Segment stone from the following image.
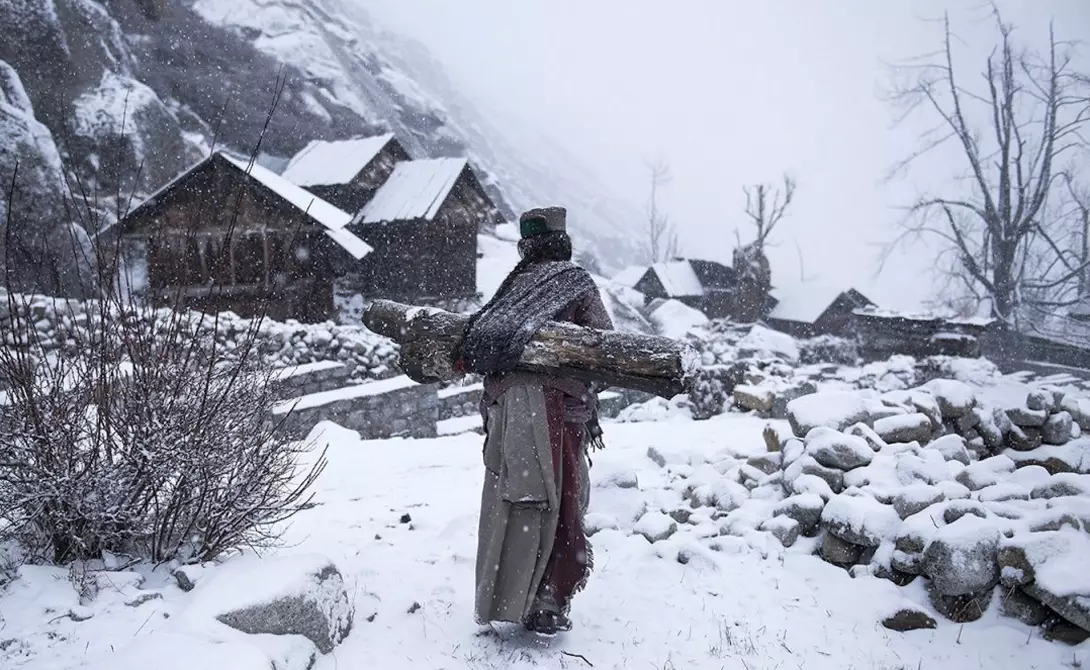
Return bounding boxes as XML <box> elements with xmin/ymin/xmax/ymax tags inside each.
<box><xmin>891</xmin><ymin>549</ymin><xmax>923</xmax><ymax>575</ymax></box>
<box><xmin>973</xmin><ymin>408</ymin><xmax>1005</xmax><ymax>451</ymax></box>
<box><xmin>845</xmin><ymin>422</ymin><xmax>887</xmax><ymax>452</ymax></box>
<box><xmin>733</xmin><ymin>385</ymin><xmax>774</xmax><ymax>413</ymax></box>
<box><xmin>784</xmin><ymin>455</ymin><xmax>845</xmax><ymax>494</ymax></box>
<box><xmin>668</xmin><ymin>508</ymin><xmax>693</xmax><ymax>525</ymax></box>
<box><xmin>804</xmin><ymin>427</ymin><xmax>874</xmax><ymax>471</ymax></box>
<box><xmin>126</xmin><ymin>593</ymin><xmax>164</xmax><ymax>608</ymax></box>
<box><xmin>773</xmin><ymin>494</ymin><xmax>825</xmax><ymax>536</ymax></box>
<box><xmin>1042</xmin><ymin>618</ymin><xmax>1090</xmax><ymax>645</ymax></box>
<box><xmin>943</xmin><ymin>500</ymin><xmax>988</xmax><ymax>524</ymax></box>
<box><xmin>1060</xmin><ymin>395</ymin><xmax>1090</xmax><ymax>432</ymax></box>
<box><xmin>955</xmin><ymin>410</ymin><xmax>980</xmax><ymax>433</ymax></box>
<box><xmin>1025</xmin><ymin>581</ymin><xmax>1090</xmax><ymax>636</ymax></box>
<box><xmin>786</xmin><ymin>391</ymin><xmax>873</xmax><ymax>437</ymax></box>
<box><xmin>1007</xmin><ymin>425</ymin><xmax>1044</xmax><ymax>451</ymax></box>
<box><xmin>1007</xmin><ymin>406</ymin><xmax>1048</xmax><ymax>428</ymax></box>
<box><xmin>173</xmin><ymin>565</ymin><xmax>205</xmax><ymax>593</ymax></box>
<box><xmin>1026</xmin><ymin>390</ymin><xmax>1052</xmax><ymax>412</ymax></box>
<box><xmin>746</xmin><ymin>452</ymin><xmax>782</xmax><ymax>476</ymax></box>
<box><xmin>821</xmin><ymin>494</ymin><xmax>901</xmax><ymax>548</ymax></box>
<box><xmin>924</xmin><ymin>379</ymin><xmax>976</xmax><ymax>418</ymax></box>
<box><xmin>925</xmin><ymin>434</ymin><xmax>971</xmax><ymax>465</ymax></box>
<box><xmin>781</xmin><ymin>438</ymin><xmax>805</xmax><ymax>468</ymax></box>
<box><xmin>921</xmin><ymin>516</ymin><xmax>1001</xmax><ymax>596</ymax></box>
<box><xmin>893</xmin><ymin>484</ymin><xmax>945</xmax><ymax>520</ymax></box>
<box><xmin>1042</xmin><ymin>411</ymin><xmax>1074</xmax><ymax>445</ymax></box>
<box><xmin>634</xmin><ymin>512</ymin><xmax>678</xmax><ymax>543</ymax></box>
<box><xmin>873</xmin><ymin>413</ymin><xmax>933</xmax><ymax>445</ymax></box>
<box><xmin>956</xmin><ymin>455</ymin><xmax>1016</xmax><ymax>491</ymax></box>
<box><xmin>999</xmin><ymin>587</ymin><xmax>1051</xmax><ymax>626</ymax></box>
<box><xmin>881</xmin><ymin>607</ymin><xmax>938</xmax><ymax>632</ymax></box>
<box><xmin>927</xmin><ymin>584</ymin><xmax>994</xmax><ymax>623</ymax></box>
<box><xmin>1028</xmin><ymin>510</ymin><xmax>1082</xmax><ymax>533</ymax></box>
<box><xmin>819</xmin><ymin>532</ymin><xmax>863</xmax><ymax>565</ymax></box>
<box><xmin>1031</xmin><ymin>473</ymin><xmax>1090</xmax><ymax>499</ymax></box>
<box><xmin>193</xmin><ymin>555</ymin><xmax>354</xmax><ymax>654</ymax></box>
<box><xmin>760</xmin><ymin>516</ymin><xmax>800</xmax><ymax>548</ymax></box>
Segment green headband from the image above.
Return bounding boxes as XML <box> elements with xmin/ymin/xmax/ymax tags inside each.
<box><xmin>520</xmin><ymin>216</ymin><xmax>549</xmax><ymax>238</ymax></box>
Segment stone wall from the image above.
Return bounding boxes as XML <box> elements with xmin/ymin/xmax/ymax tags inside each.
<box><xmin>272</xmin><ymin>361</ymin><xmax>353</xmax><ymax>398</ymax></box>
<box><xmin>274</xmin><ymin>376</ymin><xmax>438</xmax><ymax>441</ymax></box>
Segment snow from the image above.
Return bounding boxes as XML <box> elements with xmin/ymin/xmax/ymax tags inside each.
<box><xmin>71</xmin><ymin>72</ymin><xmax>162</xmax><ymax>163</ymax></box>
<box><xmin>736</xmin><ymin>324</ymin><xmax>800</xmax><ymax>361</ymax></box>
<box><xmin>0</xmin><ymin>411</ymin><xmax>1083</xmax><ymax>669</ymax></box>
<box><xmin>649</xmin><ymin>260</ymin><xmax>704</xmax><ymax>297</ymax></box>
<box><xmin>612</xmin><ymin>264</ymin><xmax>649</xmax><ymax>288</ymax></box>
<box><xmin>354</xmin><ymin>158</ymin><xmax>468</xmax><ymax>224</ymax></box>
<box><xmin>786</xmin><ymin>390</ymin><xmax>874</xmax><ymax>433</ymax></box>
<box><xmin>281</xmin><ymin>134</ymin><xmax>395</xmax><ymax>187</ymax></box>
<box><xmin>273</xmin><ymin>360</ymin><xmax>344</xmax><ymax>381</ymax></box>
<box><xmin>647</xmin><ymin>299</ymin><xmax>708</xmax><ymax>338</ymax></box>
<box><xmin>438</xmin><ymin>415</ymin><xmax>482</xmax><ymax>436</ymax></box>
<box><xmin>821</xmin><ymin>494</ymin><xmax>903</xmax><ymax>545</ymax></box>
<box><xmin>272</xmin><ymin>375</ymin><xmax>417</xmax><ymax>414</ymax></box>
<box><xmin>768</xmin><ymin>282</ymin><xmax>851</xmax><ymax>324</ymax></box>
<box><xmin>437</xmin><ymin>382</ymin><xmax>483</xmax><ymax>400</ymax></box>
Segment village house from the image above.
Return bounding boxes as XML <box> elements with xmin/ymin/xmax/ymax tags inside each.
<box><xmin>280</xmin><ymin>133</ymin><xmax>411</xmax><ymax>213</ymax></box>
<box><xmin>765</xmin><ymin>284</ymin><xmax>875</xmax><ymax>338</ymax></box>
<box><xmin>613</xmin><ymin>259</ymin><xmax>739</xmax><ymax>319</ymax></box>
<box><xmin>344</xmin><ymin>157</ymin><xmax>498</xmax><ymax>303</ymax></box>
<box><xmin>120</xmin><ymin>151</ymin><xmax>371</xmax><ymax>322</ymax></box>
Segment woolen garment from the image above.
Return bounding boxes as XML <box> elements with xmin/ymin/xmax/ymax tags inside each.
<box><xmin>474</xmin><ymin>385</ymin><xmax>591</xmax><ymax>624</ymax></box>
<box><xmin>456</xmin><ymin>260</ymin><xmax>598</xmax><ymax>375</ymax></box>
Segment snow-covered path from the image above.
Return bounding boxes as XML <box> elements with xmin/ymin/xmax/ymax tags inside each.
<box><xmin>287</xmin><ymin>417</ymin><xmax>1073</xmax><ymax>670</ymax></box>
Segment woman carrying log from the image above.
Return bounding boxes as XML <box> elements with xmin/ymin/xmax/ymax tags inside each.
<box><xmin>453</xmin><ymin>206</ymin><xmax>613</xmax><ymax>636</ymax></box>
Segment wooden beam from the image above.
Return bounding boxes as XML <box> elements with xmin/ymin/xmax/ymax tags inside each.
<box><xmin>363</xmin><ymin>299</ymin><xmax>699</xmax><ymax>399</ymax></box>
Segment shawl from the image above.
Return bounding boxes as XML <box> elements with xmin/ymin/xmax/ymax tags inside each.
<box><xmin>457</xmin><ymin>261</ymin><xmax>596</xmax><ymax>375</ymax></box>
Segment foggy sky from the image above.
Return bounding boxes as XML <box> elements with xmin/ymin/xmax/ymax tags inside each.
<box><xmin>363</xmin><ymin>0</ymin><xmax>1090</xmax><ymax>312</ymax></box>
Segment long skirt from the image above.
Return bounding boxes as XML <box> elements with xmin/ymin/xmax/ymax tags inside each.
<box><xmin>474</xmin><ymin>385</ymin><xmax>591</xmax><ymax>624</ymax></box>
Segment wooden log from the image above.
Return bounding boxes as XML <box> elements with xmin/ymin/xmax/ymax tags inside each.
<box><xmin>363</xmin><ymin>299</ymin><xmax>699</xmax><ymax>399</ymax></box>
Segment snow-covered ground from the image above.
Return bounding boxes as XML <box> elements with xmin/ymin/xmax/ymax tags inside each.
<box><xmin>2</xmin><ymin>412</ymin><xmax>1080</xmax><ymax>669</ymax></box>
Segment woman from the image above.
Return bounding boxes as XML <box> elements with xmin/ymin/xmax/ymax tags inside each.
<box><xmin>454</xmin><ymin>206</ymin><xmax>613</xmax><ymax>635</ymax></box>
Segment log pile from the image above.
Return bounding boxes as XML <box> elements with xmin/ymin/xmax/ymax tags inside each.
<box><xmin>363</xmin><ymin>300</ymin><xmax>699</xmax><ymax>399</ymax></box>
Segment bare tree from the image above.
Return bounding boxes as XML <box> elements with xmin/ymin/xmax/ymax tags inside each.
<box><xmin>740</xmin><ymin>174</ymin><xmax>796</xmax><ymax>251</ymax></box>
<box><xmin>644</xmin><ymin>160</ymin><xmax>679</xmax><ymax>264</ymax></box>
<box><xmin>1060</xmin><ymin>171</ymin><xmax>1090</xmax><ymax>299</ymax></box>
<box><xmin>883</xmin><ymin>8</ymin><xmax>1089</xmax><ymax>325</ymax></box>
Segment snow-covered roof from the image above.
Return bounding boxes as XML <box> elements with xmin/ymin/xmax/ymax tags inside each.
<box><xmin>353</xmin><ymin>158</ymin><xmax>468</xmax><ymax>225</ymax></box>
<box><xmin>613</xmin><ymin>265</ymin><xmax>650</xmax><ymax>288</ymax></box>
<box><xmin>281</xmin><ymin>134</ymin><xmax>395</xmax><ymax>187</ymax></box>
<box><xmin>219</xmin><ymin>154</ymin><xmax>372</xmax><ymax>260</ymax></box>
<box><xmin>769</xmin><ymin>283</ymin><xmax>856</xmax><ymax>324</ymax></box>
<box><xmin>651</xmin><ymin>261</ymin><xmax>705</xmax><ymax>297</ymax></box>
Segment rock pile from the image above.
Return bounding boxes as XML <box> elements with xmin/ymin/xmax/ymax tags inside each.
<box><xmin>0</xmin><ymin>292</ymin><xmax>399</xmax><ymax>381</ymax></box>
<box><xmin>770</xmin><ymin>381</ymin><xmax>1090</xmax><ymax>641</ymax></box>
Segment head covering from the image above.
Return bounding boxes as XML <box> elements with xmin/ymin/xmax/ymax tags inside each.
<box><xmin>519</xmin><ymin>206</ymin><xmax>566</xmax><ymax>238</ymax></box>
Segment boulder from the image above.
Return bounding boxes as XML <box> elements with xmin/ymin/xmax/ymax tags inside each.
<box><xmin>1030</xmin><ymin>473</ymin><xmax>1090</xmax><ymax>500</ymax></box>
<box><xmin>845</xmin><ymin>422</ymin><xmax>887</xmax><ymax>452</ymax></box>
<box><xmin>804</xmin><ymin>427</ymin><xmax>874</xmax><ymax>471</ymax></box>
<box><xmin>921</xmin><ymin>515</ymin><xmax>1001</xmax><ymax>596</ymax></box>
<box><xmin>881</xmin><ymin>607</ymin><xmax>938</xmax><ymax>632</ymax></box>
<box><xmin>1043</xmin><ymin>618</ymin><xmax>1090</xmax><ymax>645</ymax></box>
<box><xmin>955</xmin><ymin>455</ymin><xmax>1016</xmax><ymax>491</ymax></box>
<box><xmin>773</xmin><ymin>494</ymin><xmax>825</xmax><ymax>536</ymax></box>
<box><xmin>893</xmin><ymin>484</ymin><xmax>945</xmax><ymax>520</ymax></box>
<box><xmin>746</xmin><ymin>452</ymin><xmax>782</xmax><ymax>476</ymax></box>
<box><xmin>634</xmin><ymin>512</ymin><xmax>678</xmax><ymax>543</ymax></box>
<box><xmin>873</xmin><ymin>413</ymin><xmax>933</xmax><ymax>445</ymax></box>
<box><xmin>999</xmin><ymin>588</ymin><xmax>1051</xmax><ymax>626</ymax></box>
<box><xmin>786</xmin><ymin>392</ymin><xmax>874</xmax><ymax>437</ymax></box>
<box><xmin>1042</xmin><ymin>412</ymin><xmax>1074</xmax><ymax>445</ymax></box>
<box><xmin>760</xmin><ymin>516</ymin><xmax>800</xmax><ymax>548</ymax></box>
<box><xmin>973</xmin><ymin>407</ymin><xmax>1005</xmax><ymax>451</ymax></box>
<box><xmin>1026</xmin><ymin>390</ymin><xmax>1053</xmax><ymax>412</ymax></box>
<box><xmin>925</xmin><ymin>434</ymin><xmax>971</xmax><ymax>465</ymax></box>
<box><xmin>1060</xmin><ymin>395</ymin><xmax>1090</xmax><ymax>432</ymax></box>
<box><xmin>733</xmin><ymin>385</ymin><xmax>774</xmax><ymax>413</ymax></box>
<box><xmin>1007</xmin><ymin>425</ymin><xmax>1044</xmax><ymax>452</ymax></box>
<box><xmin>923</xmin><ymin>379</ymin><xmax>976</xmax><ymax>418</ymax></box>
<box><xmin>784</xmin><ymin>455</ymin><xmax>845</xmax><ymax>494</ymax></box>
<box><xmin>183</xmin><ymin>554</ymin><xmax>353</xmax><ymax>655</ymax></box>
<box><xmin>819</xmin><ymin>532</ymin><xmax>863</xmax><ymax>565</ymax></box>
<box><xmin>821</xmin><ymin>494</ymin><xmax>901</xmax><ymax>548</ymax></box>
<box><xmin>927</xmin><ymin>585</ymin><xmax>994</xmax><ymax>623</ymax></box>
<box><xmin>942</xmin><ymin>500</ymin><xmax>988</xmax><ymax>524</ymax></box>
<box><xmin>1007</xmin><ymin>406</ymin><xmax>1048</xmax><ymax>429</ymax></box>
<box><xmin>788</xmin><ymin>474</ymin><xmax>836</xmax><ymax>502</ymax></box>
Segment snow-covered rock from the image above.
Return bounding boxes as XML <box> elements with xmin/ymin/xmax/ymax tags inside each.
<box><xmin>893</xmin><ymin>484</ymin><xmax>945</xmax><ymax>520</ymax></box>
<box><xmin>804</xmin><ymin>427</ymin><xmax>874</xmax><ymax>471</ymax></box>
<box><xmin>999</xmin><ymin>530</ymin><xmax>1090</xmax><ymax>632</ymax></box>
<box><xmin>873</xmin><ymin>413</ymin><xmax>932</xmax><ymax>445</ymax></box>
<box><xmin>821</xmin><ymin>494</ymin><xmax>901</xmax><ymax>548</ymax></box>
<box><xmin>634</xmin><ymin>512</ymin><xmax>678</xmax><ymax>543</ymax></box>
<box><xmin>923</xmin><ymin>379</ymin><xmax>976</xmax><ymax>418</ymax></box>
<box><xmin>647</xmin><ymin>299</ymin><xmax>708</xmax><ymax>339</ymax></box>
<box><xmin>773</xmin><ymin>494</ymin><xmax>825</xmax><ymax>535</ymax></box>
<box><xmin>786</xmin><ymin>391</ymin><xmax>875</xmax><ymax>437</ymax></box>
<box><xmin>1043</xmin><ymin>411</ymin><xmax>1074</xmax><ymax>445</ymax></box>
<box><xmin>921</xmin><ymin>515</ymin><xmax>1001</xmax><ymax>596</ymax></box>
<box><xmin>182</xmin><ymin>554</ymin><xmax>353</xmax><ymax>654</ymax></box>
<box><xmin>736</xmin><ymin>325</ymin><xmax>799</xmax><ymax>362</ymax></box>
<box><xmin>925</xmin><ymin>434</ymin><xmax>972</xmax><ymax>465</ymax></box>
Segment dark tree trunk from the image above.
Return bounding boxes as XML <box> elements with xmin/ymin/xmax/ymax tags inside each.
<box><xmin>363</xmin><ymin>300</ymin><xmax>699</xmax><ymax>399</ymax></box>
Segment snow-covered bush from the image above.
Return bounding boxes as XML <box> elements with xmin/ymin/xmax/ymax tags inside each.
<box><xmin>0</xmin><ymin>290</ymin><xmax>325</xmax><ymax>565</ymax></box>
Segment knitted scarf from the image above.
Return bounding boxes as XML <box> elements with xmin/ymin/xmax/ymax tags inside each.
<box><xmin>457</xmin><ymin>261</ymin><xmax>596</xmax><ymax>375</ymax></box>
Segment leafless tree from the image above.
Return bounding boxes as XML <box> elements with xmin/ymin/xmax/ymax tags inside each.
<box><xmin>740</xmin><ymin>174</ymin><xmax>796</xmax><ymax>251</ymax></box>
<box><xmin>644</xmin><ymin>159</ymin><xmax>679</xmax><ymax>264</ymax></box>
<box><xmin>1060</xmin><ymin>171</ymin><xmax>1090</xmax><ymax>299</ymax></box>
<box><xmin>882</xmin><ymin>8</ymin><xmax>1089</xmax><ymax>325</ymax></box>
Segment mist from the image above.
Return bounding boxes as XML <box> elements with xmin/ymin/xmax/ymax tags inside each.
<box><xmin>362</xmin><ymin>0</ymin><xmax>1090</xmax><ymax>312</ymax></box>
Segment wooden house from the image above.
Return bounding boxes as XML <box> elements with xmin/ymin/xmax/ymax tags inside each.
<box><xmin>765</xmin><ymin>284</ymin><xmax>875</xmax><ymax>338</ymax></box>
<box><xmin>120</xmin><ymin>152</ymin><xmax>371</xmax><ymax>322</ymax></box>
<box><xmin>613</xmin><ymin>259</ymin><xmax>739</xmax><ymax>319</ymax></box>
<box><xmin>280</xmin><ymin>134</ymin><xmax>410</xmax><ymax>213</ymax></box>
<box><xmin>345</xmin><ymin>157</ymin><xmax>498</xmax><ymax>302</ymax></box>
<box><xmin>851</xmin><ymin>307</ymin><xmax>994</xmax><ymax>360</ymax></box>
